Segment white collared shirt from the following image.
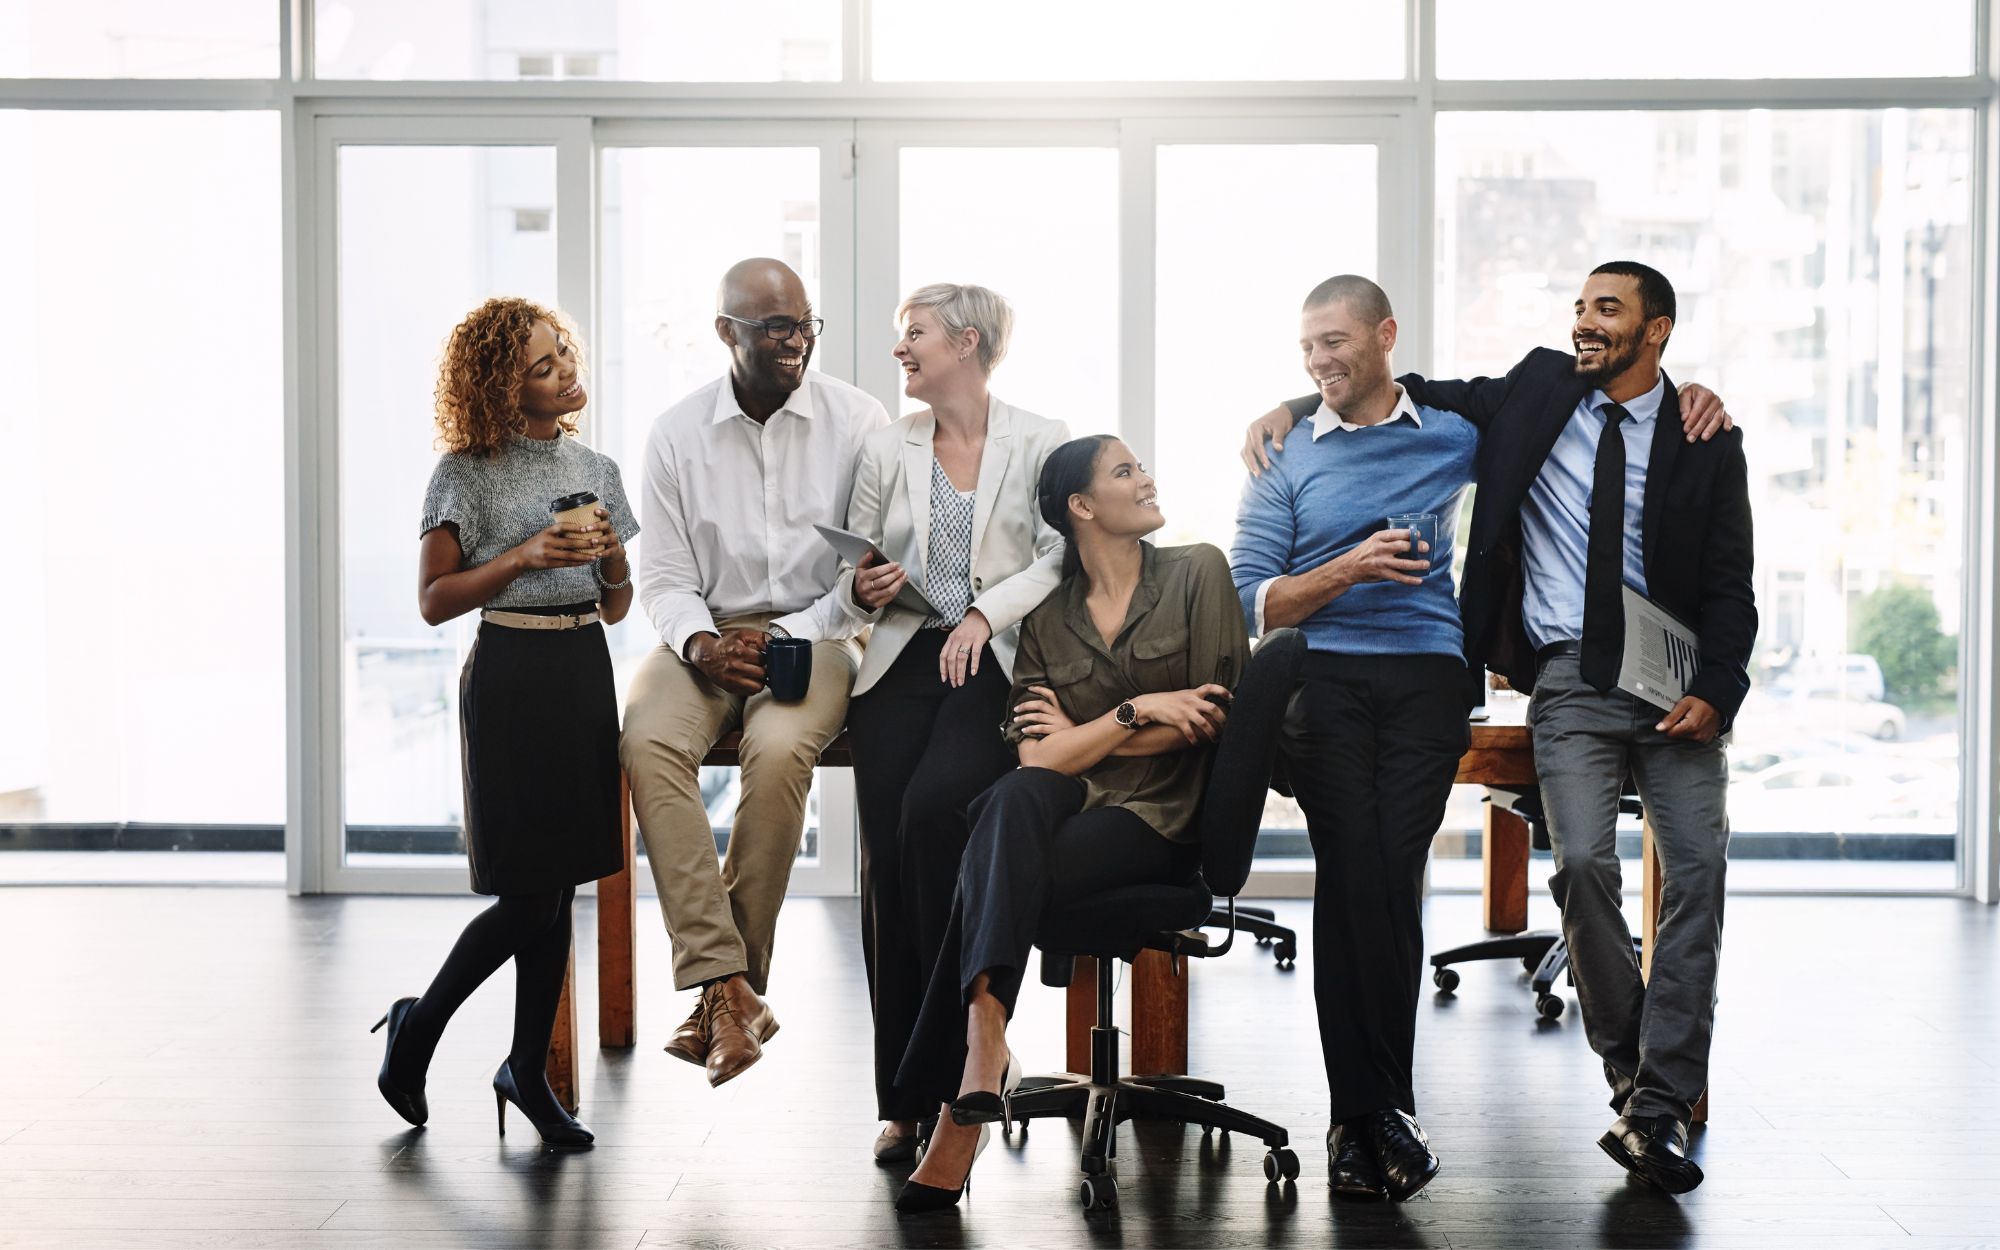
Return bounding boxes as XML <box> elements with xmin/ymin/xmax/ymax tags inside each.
<box><xmin>1253</xmin><ymin>384</ymin><xmax>1426</xmax><ymax>633</ymax></box>
<box><xmin>1306</xmin><ymin>383</ymin><xmax>1424</xmax><ymax>438</ymax></box>
<box><xmin>637</xmin><ymin>370</ymin><xmax>890</xmax><ymax>657</ymax></box>
<box><xmin>1519</xmin><ymin>373</ymin><xmax>1663</xmax><ymax>650</ymax></box>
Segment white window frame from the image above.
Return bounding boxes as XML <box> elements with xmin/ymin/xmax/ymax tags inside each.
<box><xmin>0</xmin><ymin>0</ymin><xmax>1989</xmax><ymax>903</ymax></box>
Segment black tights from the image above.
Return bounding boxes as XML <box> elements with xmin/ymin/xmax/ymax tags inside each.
<box><xmin>392</xmin><ymin>887</ymin><xmax>576</xmax><ymax>1119</ymax></box>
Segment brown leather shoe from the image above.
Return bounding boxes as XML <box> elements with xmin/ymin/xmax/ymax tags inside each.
<box><xmin>662</xmin><ymin>986</ymin><xmax>714</xmax><ymax>1068</ymax></box>
<box><xmin>705</xmin><ymin>983</ymin><xmax>781</xmax><ymax>1087</ymax></box>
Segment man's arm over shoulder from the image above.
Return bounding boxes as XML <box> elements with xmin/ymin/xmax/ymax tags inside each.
<box><xmin>1686</xmin><ymin>428</ymin><xmax>1758</xmax><ymax>725</ymax></box>
<box><xmin>1397</xmin><ymin>347</ymin><xmax>1561</xmax><ymax>432</ymax></box>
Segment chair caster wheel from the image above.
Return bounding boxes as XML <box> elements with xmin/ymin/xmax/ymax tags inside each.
<box><xmin>1433</xmin><ymin>967</ymin><xmax>1460</xmax><ymax>993</ymax></box>
<box><xmin>1522</xmin><ymin>955</ymin><xmax>1541</xmax><ymax>973</ymax></box>
<box><xmin>1080</xmin><ymin>1175</ymin><xmax>1118</xmax><ymax>1209</ymax></box>
<box><xmin>1263</xmin><ymin>1147</ymin><xmax>1300</xmax><ymax>1182</ymax></box>
<box><xmin>1536</xmin><ymin>993</ymin><xmax>1565</xmax><ymax>1020</ymax></box>
<box><xmin>1274</xmin><ymin>941</ymin><xmax>1297</xmax><ymax>969</ymax></box>
<box><xmin>1255</xmin><ymin>934</ymin><xmax>1273</xmax><ymax>946</ymax></box>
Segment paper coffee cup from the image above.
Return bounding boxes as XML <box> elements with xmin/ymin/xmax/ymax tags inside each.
<box><xmin>550</xmin><ymin>490</ymin><xmax>600</xmax><ymax>531</ymax></box>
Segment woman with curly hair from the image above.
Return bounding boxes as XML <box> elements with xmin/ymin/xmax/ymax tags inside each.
<box><xmin>370</xmin><ymin>297</ymin><xmax>638</xmax><ymax>1149</ymax></box>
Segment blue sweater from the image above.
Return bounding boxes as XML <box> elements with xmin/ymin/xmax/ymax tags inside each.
<box><xmin>1229</xmin><ymin>404</ymin><xmax>1477</xmax><ymax>657</ymax></box>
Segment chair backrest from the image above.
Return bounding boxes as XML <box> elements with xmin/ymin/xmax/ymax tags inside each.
<box><xmin>1194</xmin><ymin>628</ymin><xmax>1306</xmax><ymax>897</ymax></box>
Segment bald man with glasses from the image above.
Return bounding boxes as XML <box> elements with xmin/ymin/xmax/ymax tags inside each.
<box><xmin>621</xmin><ymin>258</ymin><xmax>889</xmax><ymax>1087</ymax></box>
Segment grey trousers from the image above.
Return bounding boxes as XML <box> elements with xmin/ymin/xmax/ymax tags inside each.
<box><xmin>1529</xmin><ymin>652</ymin><xmax>1731</xmax><ymax>1126</ymax></box>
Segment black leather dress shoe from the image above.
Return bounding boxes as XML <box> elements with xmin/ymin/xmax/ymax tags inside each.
<box><xmin>1598</xmin><ymin>1115</ymin><xmax>1703</xmax><ymax>1194</ymax></box>
<box><xmin>1364</xmin><ymin>1110</ymin><xmax>1439</xmax><ymax>1202</ymax></box>
<box><xmin>1327</xmin><ymin>1121</ymin><xmax>1388</xmax><ymax>1202</ymax></box>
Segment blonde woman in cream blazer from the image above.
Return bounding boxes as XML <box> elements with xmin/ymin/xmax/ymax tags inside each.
<box><xmin>835</xmin><ymin>283</ymin><xmax>1069</xmax><ymax>1163</ymax></box>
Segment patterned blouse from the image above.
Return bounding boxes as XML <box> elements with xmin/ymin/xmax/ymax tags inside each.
<box><xmin>922</xmin><ymin>457</ymin><xmax>977</xmax><ymax>628</ymax></box>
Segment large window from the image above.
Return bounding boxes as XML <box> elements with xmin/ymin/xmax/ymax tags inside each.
<box><xmin>5</xmin><ymin>1</ymin><xmax>1992</xmax><ymax>900</ymax></box>
<box><xmin>1434</xmin><ymin>108</ymin><xmax>1975</xmax><ymax>888</ymax></box>
<box><xmin>0</xmin><ymin>110</ymin><xmax>284</xmax><ymax>880</ymax></box>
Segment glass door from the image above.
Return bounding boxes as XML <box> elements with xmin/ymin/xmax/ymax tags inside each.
<box><xmin>311</xmin><ymin>116</ymin><xmax>592</xmax><ymax>893</ymax></box>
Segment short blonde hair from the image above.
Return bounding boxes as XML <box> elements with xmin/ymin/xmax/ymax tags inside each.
<box><xmin>896</xmin><ymin>282</ymin><xmax>1014</xmax><ymax>375</ymax></box>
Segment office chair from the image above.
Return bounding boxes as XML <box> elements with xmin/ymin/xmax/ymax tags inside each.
<box><xmin>1191</xmin><ymin>722</ymin><xmax>1316</xmax><ymax>972</ymax></box>
<box><xmin>1006</xmin><ymin>627</ymin><xmax>1308</xmax><ymax>1211</ymax></box>
<box><xmin>1203</xmin><ymin>901</ymin><xmax>1297</xmax><ymax>968</ymax></box>
<box><xmin>1428</xmin><ymin>785</ymin><xmax>1644</xmax><ymax>1020</ymax></box>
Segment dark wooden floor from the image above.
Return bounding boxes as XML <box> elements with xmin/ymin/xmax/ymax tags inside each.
<box><xmin>0</xmin><ymin>885</ymin><xmax>1995</xmax><ymax>1249</ymax></box>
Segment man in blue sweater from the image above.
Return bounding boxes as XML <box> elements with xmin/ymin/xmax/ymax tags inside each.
<box><xmin>1235</xmin><ymin>275</ymin><xmax>1734</xmax><ymax>1203</ymax></box>
<box><xmin>1230</xmin><ymin>275</ymin><xmax>1474</xmax><ymax>1203</ymax></box>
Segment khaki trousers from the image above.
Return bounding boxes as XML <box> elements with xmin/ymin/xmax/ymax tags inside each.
<box><xmin>619</xmin><ymin>614</ymin><xmax>856</xmax><ymax>995</ymax></box>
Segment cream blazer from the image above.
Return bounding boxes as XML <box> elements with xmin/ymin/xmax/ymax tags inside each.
<box><xmin>837</xmin><ymin>396</ymin><xmax>1071</xmax><ymax>697</ymax></box>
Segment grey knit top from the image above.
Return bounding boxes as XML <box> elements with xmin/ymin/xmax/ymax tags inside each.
<box><xmin>419</xmin><ymin>433</ymin><xmax>640</xmax><ymax>610</ymax></box>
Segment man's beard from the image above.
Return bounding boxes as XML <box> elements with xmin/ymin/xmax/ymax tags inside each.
<box><xmin>1574</xmin><ymin>334</ymin><xmax>1640</xmax><ymax>383</ymax></box>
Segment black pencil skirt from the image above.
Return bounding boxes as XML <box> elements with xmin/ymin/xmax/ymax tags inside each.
<box><xmin>457</xmin><ymin>604</ymin><xmax>624</xmax><ymax>896</ymax></box>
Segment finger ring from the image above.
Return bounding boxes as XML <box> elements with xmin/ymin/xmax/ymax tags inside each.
<box><xmin>959</xmin><ymin>645</ymin><xmax>971</xmax><ymax>653</ymax></box>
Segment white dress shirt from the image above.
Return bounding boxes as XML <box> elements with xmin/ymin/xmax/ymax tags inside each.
<box><xmin>637</xmin><ymin>370</ymin><xmax>890</xmax><ymax>658</ymax></box>
<box><xmin>1519</xmin><ymin>373</ymin><xmax>1662</xmax><ymax>650</ymax></box>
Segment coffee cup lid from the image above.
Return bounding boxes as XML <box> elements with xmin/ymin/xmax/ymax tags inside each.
<box><xmin>550</xmin><ymin>490</ymin><xmax>599</xmax><ymax>514</ymax></box>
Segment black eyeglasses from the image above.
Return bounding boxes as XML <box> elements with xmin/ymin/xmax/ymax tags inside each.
<box><xmin>719</xmin><ymin>313</ymin><xmax>825</xmax><ymax>341</ymax></box>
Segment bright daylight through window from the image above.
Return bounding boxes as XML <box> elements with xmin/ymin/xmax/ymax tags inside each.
<box><xmin>0</xmin><ymin>0</ymin><xmax>1989</xmax><ymax>897</ymax></box>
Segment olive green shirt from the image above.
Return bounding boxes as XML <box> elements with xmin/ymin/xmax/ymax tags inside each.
<box><xmin>1004</xmin><ymin>542</ymin><xmax>1251</xmax><ymax>844</ymax></box>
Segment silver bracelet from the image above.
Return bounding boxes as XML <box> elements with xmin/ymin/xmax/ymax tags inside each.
<box><xmin>594</xmin><ymin>558</ymin><xmax>632</xmax><ymax>591</ymax></box>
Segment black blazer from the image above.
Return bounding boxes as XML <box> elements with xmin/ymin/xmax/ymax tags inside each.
<box><xmin>1281</xmin><ymin>347</ymin><xmax>1757</xmax><ymax>721</ymax></box>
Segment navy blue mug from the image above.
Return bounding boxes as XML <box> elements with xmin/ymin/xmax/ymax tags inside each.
<box><xmin>765</xmin><ymin>635</ymin><xmax>813</xmax><ymax>702</ymax></box>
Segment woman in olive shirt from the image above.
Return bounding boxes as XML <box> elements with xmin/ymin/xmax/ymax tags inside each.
<box><xmin>892</xmin><ymin>434</ymin><xmax>1250</xmax><ymax>1214</ymax></box>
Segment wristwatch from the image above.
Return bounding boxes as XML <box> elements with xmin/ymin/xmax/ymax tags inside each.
<box><xmin>1115</xmin><ymin>700</ymin><xmax>1139</xmax><ymax>729</ymax></box>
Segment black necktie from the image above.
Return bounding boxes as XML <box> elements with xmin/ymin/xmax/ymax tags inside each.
<box><xmin>1580</xmin><ymin>402</ymin><xmax>1629</xmax><ymax>692</ymax></box>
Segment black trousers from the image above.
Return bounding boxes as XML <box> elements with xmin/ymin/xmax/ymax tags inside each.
<box><xmin>894</xmin><ymin>767</ymin><xmax>1194</xmax><ymax>1107</ymax></box>
<box><xmin>1286</xmin><ymin>651</ymin><xmax>1469</xmax><ymax>1125</ymax></box>
<box><xmin>846</xmin><ymin>631</ymin><xmax>1014</xmax><ymax>1120</ymax></box>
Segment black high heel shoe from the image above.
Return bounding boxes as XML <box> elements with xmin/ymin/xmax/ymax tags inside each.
<box><xmin>492</xmin><ymin>1058</ymin><xmax>593</xmax><ymax>1149</ymax></box>
<box><xmin>370</xmin><ymin>997</ymin><xmax>428</xmax><ymax>1128</ymax></box>
<box><xmin>895</xmin><ymin>1123</ymin><xmax>990</xmax><ymax>1214</ymax></box>
<box><xmin>948</xmin><ymin>1048</ymin><xmax>1021</xmax><ymax>1129</ymax></box>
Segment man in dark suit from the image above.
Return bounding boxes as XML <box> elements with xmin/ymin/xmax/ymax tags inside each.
<box><xmin>1245</xmin><ymin>261</ymin><xmax>1754</xmax><ymax>1196</ymax></box>
<box><xmin>1406</xmin><ymin>263</ymin><xmax>1754</xmax><ymax>1195</ymax></box>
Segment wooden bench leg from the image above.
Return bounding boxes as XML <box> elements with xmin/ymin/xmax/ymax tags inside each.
<box><xmin>547</xmin><ymin>929</ymin><xmax>579</xmax><ymax>1114</ymax></box>
<box><xmin>1643</xmin><ymin>814</ymin><xmax>1709</xmax><ymax>1124</ymax></box>
<box><xmin>598</xmin><ymin>772</ymin><xmax>638</xmax><ymax>1048</ymax></box>
<box><xmin>1064</xmin><ymin>957</ymin><xmax>1096</xmax><ymax>1073</ymax></box>
<box><xmin>1483</xmin><ymin>802</ymin><xmax>1530</xmax><ymax>934</ymax></box>
<box><xmin>1130</xmin><ymin>949</ymin><xmax>1189</xmax><ymax>1076</ymax></box>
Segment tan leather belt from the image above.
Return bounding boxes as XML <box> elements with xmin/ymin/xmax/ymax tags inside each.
<box><xmin>480</xmin><ymin>609</ymin><xmax>600</xmax><ymax>631</ymax></box>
